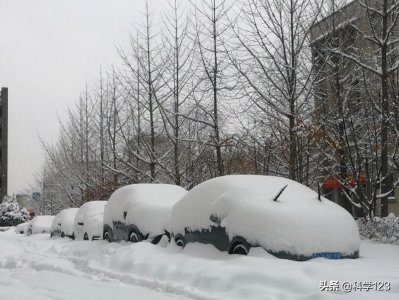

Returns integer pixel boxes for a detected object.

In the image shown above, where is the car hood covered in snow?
[104,184,187,236]
[171,175,360,257]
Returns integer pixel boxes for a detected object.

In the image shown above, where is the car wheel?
[175,236,186,248]
[103,230,111,242]
[61,232,65,238]
[83,233,89,241]
[129,230,141,243]
[231,243,249,255]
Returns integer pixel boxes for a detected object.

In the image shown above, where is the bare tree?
[229,0,323,183]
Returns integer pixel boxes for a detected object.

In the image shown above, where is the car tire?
[231,243,249,255]
[83,233,89,241]
[103,230,111,243]
[129,230,141,243]
[174,235,186,248]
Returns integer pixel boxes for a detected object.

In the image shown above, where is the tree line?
[33,0,399,218]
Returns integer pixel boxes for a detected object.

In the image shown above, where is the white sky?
[0,0,166,194]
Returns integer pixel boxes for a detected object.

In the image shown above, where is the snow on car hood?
[171,175,360,256]
[104,184,187,236]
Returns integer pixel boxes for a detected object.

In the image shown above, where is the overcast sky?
[0,0,167,194]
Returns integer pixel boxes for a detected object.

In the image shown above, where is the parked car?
[171,175,361,261]
[15,222,29,234]
[103,184,187,244]
[27,216,54,235]
[50,208,79,239]
[73,201,107,240]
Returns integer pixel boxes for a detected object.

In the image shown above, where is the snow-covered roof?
[171,175,360,256]
[104,184,187,236]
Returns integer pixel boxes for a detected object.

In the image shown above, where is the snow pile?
[1,233,397,300]
[104,184,187,237]
[15,222,29,234]
[357,214,399,244]
[73,201,107,240]
[172,175,360,256]
[51,208,79,236]
[0,196,29,226]
[28,216,54,234]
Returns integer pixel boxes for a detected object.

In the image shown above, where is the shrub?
[357,214,399,244]
[0,196,30,227]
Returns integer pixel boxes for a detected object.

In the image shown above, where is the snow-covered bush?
[357,214,399,244]
[0,196,29,226]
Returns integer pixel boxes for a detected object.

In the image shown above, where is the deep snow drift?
[0,229,397,300]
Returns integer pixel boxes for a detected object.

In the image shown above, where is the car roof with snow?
[105,184,187,219]
[171,175,360,256]
[74,201,107,223]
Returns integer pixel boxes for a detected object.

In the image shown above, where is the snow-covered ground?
[0,230,398,300]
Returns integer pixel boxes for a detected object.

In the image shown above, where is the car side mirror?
[210,214,222,225]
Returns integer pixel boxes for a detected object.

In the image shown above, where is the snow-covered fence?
[357,215,399,244]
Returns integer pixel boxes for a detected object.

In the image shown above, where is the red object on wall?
[27,208,35,220]
[323,176,342,189]
[347,175,367,187]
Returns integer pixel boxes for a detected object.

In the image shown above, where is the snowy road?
[0,230,398,300]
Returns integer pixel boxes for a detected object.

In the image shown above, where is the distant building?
[309,1,399,217]
[0,87,8,202]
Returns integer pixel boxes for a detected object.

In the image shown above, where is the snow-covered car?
[15,222,29,234]
[171,175,361,260]
[73,201,107,240]
[27,216,54,235]
[51,208,79,239]
[103,184,187,244]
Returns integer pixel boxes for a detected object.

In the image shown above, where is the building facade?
[310,1,399,217]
